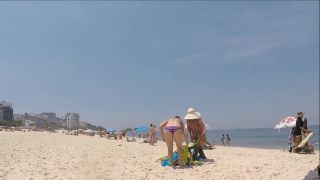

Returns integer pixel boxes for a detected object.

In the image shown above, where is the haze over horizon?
[0,2,319,130]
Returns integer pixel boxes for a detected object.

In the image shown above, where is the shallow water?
[206,125,319,150]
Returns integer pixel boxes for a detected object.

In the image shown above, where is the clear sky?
[0,2,318,129]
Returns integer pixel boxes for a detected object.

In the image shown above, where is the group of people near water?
[221,134,231,146]
[158,107,211,167]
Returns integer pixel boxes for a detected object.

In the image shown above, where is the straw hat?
[184,108,200,120]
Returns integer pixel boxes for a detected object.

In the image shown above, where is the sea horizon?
[209,123,320,131]
[206,125,319,150]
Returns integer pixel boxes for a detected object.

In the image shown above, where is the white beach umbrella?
[274,116,297,130]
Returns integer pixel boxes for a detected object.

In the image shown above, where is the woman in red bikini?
[159,116,189,167]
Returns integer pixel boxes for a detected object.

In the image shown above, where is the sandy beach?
[0,131,318,180]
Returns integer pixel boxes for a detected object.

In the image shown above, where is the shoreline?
[214,145,320,153]
[208,124,320,131]
[213,144,320,151]
[1,131,319,180]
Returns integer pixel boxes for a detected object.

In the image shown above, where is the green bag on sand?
[186,144,203,166]
[181,145,204,166]
[160,141,204,167]
[160,137,204,166]
[183,145,191,163]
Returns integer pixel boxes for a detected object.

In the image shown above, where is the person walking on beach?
[185,108,207,160]
[150,125,157,145]
[159,116,189,167]
[226,134,231,145]
[149,124,154,145]
[221,134,225,146]
[152,125,157,144]
[293,112,310,153]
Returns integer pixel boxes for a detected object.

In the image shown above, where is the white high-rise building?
[65,113,80,129]
[0,101,12,107]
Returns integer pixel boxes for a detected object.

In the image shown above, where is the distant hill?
[79,121,105,131]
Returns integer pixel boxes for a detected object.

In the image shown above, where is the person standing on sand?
[185,108,207,160]
[226,134,231,145]
[152,125,157,145]
[159,116,189,167]
[149,124,154,145]
[293,112,310,152]
[150,124,157,145]
[221,134,225,146]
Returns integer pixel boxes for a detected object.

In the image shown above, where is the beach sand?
[0,131,318,180]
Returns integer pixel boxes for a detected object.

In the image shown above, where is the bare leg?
[164,130,174,166]
[152,134,155,145]
[199,146,206,159]
[293,136,302,153]
[149,134,152,145]
[293,136,301,147]
[152,135,156,145]
[173,129,184,166]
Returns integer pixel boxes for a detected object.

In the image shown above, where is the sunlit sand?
[0,131,318,180]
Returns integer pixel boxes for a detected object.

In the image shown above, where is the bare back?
[165,118,182,127]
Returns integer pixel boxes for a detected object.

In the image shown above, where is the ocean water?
[206,125,319,150]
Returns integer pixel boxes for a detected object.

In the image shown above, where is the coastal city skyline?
[0,2,319,130]
[1,100,105,131]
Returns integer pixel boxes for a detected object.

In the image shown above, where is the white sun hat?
[184,107,200,120]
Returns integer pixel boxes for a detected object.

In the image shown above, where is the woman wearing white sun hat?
[184,107,207,160]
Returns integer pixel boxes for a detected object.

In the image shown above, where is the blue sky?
[0,2,318,129]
